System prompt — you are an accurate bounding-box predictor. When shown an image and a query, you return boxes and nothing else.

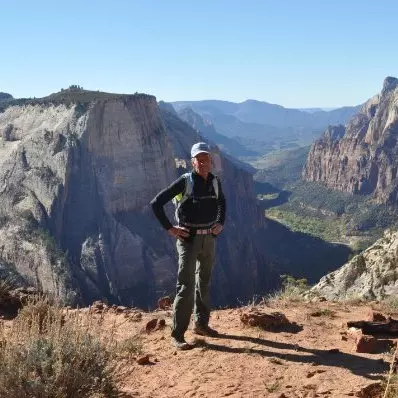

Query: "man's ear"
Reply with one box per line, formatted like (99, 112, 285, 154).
(191, 158, 195, 167)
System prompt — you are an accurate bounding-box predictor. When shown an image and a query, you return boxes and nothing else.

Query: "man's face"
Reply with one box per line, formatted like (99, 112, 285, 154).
(192, 152, 212, 176)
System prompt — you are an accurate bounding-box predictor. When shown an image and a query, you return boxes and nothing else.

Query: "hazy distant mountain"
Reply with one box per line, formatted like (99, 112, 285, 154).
(298, 107, 338, 113)
(173, 101, 293, 142)
(171, 99, 360, 157)
(175, 107, 259, 157)
(172, 99, 360, 133)
(0, 92, 13, 102)
(297, 108, 325, 113)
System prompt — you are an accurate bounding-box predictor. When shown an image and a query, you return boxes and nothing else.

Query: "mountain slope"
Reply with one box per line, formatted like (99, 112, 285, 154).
(304, 77, 398, 204)
(311, 229, 398, 300)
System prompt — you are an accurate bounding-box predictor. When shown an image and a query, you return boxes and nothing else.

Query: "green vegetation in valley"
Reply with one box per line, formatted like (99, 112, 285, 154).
(264, 185, 398, 249)
(253, 147, 398, 250)
(266, 208, 344, 242)
(252, 146, 311, 188)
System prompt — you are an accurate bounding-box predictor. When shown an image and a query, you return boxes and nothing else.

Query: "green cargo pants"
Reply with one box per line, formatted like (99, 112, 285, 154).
(171, 234, 215, 338)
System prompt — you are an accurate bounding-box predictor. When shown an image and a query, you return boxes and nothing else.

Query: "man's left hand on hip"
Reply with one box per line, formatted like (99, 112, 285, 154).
(211, 223, 223, 235)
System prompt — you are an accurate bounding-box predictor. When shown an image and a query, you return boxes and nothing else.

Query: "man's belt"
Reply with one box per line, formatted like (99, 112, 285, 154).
(196, 228, 213, 235)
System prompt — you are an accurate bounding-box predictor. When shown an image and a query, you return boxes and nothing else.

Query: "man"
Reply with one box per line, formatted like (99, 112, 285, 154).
(151, 142, 226, 350)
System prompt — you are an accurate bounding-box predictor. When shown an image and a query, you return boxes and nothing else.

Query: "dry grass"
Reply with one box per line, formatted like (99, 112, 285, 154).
(383, 374, 398, 398)
(264, 380, 281, 393)
(310, 308, 336, 318)
(0, 296, 119, 398)
(341, 294, 365, 306)
(378, 297, 398, 315)
(265, 275, 310, 305)
(114, 335, 143, 358)
(16, 295, 61, 331)
(382, 343, 398, 398)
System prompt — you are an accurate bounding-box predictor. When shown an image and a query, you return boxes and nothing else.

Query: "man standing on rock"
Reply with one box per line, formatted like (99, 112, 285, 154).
(151, 142, 226, 350)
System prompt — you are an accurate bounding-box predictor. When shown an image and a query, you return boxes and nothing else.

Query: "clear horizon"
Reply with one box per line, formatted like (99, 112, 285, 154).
(2, 0, 397, 108)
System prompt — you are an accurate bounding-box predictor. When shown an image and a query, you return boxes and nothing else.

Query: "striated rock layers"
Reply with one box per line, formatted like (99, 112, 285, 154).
(0, 91, 274, 307)
(303, 77, 398, 204)
(311, 229, 398, 300)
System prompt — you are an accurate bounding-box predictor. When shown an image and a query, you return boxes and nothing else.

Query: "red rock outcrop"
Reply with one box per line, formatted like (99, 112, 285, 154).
(303, 77, 398, 204)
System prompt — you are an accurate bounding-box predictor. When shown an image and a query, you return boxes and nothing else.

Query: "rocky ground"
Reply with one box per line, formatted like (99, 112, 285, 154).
(77, 298, 397, 398)
(1, 292, 396, 397)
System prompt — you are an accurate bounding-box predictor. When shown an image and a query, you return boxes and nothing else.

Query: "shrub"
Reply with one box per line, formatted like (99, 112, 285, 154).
(280, 274, 309, 295)
(0, 297, 118, 398)
(16, 295, 60, 333)
(310, 308, 335, 318)
(266, 274, 310, 304)
(0, 276, 15, 299)
(379, 296, 398, 313)
(114, 335, 143, 358)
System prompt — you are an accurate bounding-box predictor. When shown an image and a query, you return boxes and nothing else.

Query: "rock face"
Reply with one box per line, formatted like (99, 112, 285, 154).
(0, 91, 274, 307)
(303, 77, 398, 204)
(311, 229, 398, 300)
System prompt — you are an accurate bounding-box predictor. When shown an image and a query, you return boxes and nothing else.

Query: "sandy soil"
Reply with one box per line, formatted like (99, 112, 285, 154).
(100, 300, 394, 398)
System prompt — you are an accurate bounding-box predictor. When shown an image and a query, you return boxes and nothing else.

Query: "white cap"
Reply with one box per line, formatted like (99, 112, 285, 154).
(191, 142, 210, 158)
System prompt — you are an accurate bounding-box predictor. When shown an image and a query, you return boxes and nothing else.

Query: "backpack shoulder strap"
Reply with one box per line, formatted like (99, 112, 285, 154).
(212, 175, 219, 199)
(184, 172, 193, 198)
(173, 172, 193, 224)
(173, 172, 193, 205)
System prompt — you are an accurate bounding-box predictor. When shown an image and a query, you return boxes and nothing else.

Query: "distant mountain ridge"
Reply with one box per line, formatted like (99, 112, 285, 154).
(171, 99, 360, 156)
(172, 99, 360, 131)
(0, 92, 13, 103)
(174, 106, 258, 158)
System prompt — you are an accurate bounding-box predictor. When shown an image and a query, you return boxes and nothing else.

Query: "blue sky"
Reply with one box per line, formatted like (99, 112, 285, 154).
(1, 0, 397, 107)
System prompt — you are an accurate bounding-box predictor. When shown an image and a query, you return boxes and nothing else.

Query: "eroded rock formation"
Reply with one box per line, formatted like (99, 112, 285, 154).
(311, 229, 398, 300)
(303, 77, 398, 204)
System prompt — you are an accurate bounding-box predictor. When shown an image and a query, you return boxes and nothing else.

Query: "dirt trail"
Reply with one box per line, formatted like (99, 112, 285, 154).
(102, 300, 392, 398)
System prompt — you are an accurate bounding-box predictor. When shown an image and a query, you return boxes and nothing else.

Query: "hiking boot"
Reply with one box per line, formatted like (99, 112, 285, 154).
(193, 323, 219, 337)
(171, 336, 194, 350)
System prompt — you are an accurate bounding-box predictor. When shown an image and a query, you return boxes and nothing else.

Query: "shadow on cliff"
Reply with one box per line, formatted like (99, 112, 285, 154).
(254, 181, 292, 209)
(259, 217, 352, 287)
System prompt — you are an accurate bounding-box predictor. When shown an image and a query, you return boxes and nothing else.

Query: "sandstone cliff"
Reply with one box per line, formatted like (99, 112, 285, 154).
(0, 93, 177, 305)
(311, 229, 398, 300)
(303, 77, 398, 204)
(0, 90, 276, 306)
